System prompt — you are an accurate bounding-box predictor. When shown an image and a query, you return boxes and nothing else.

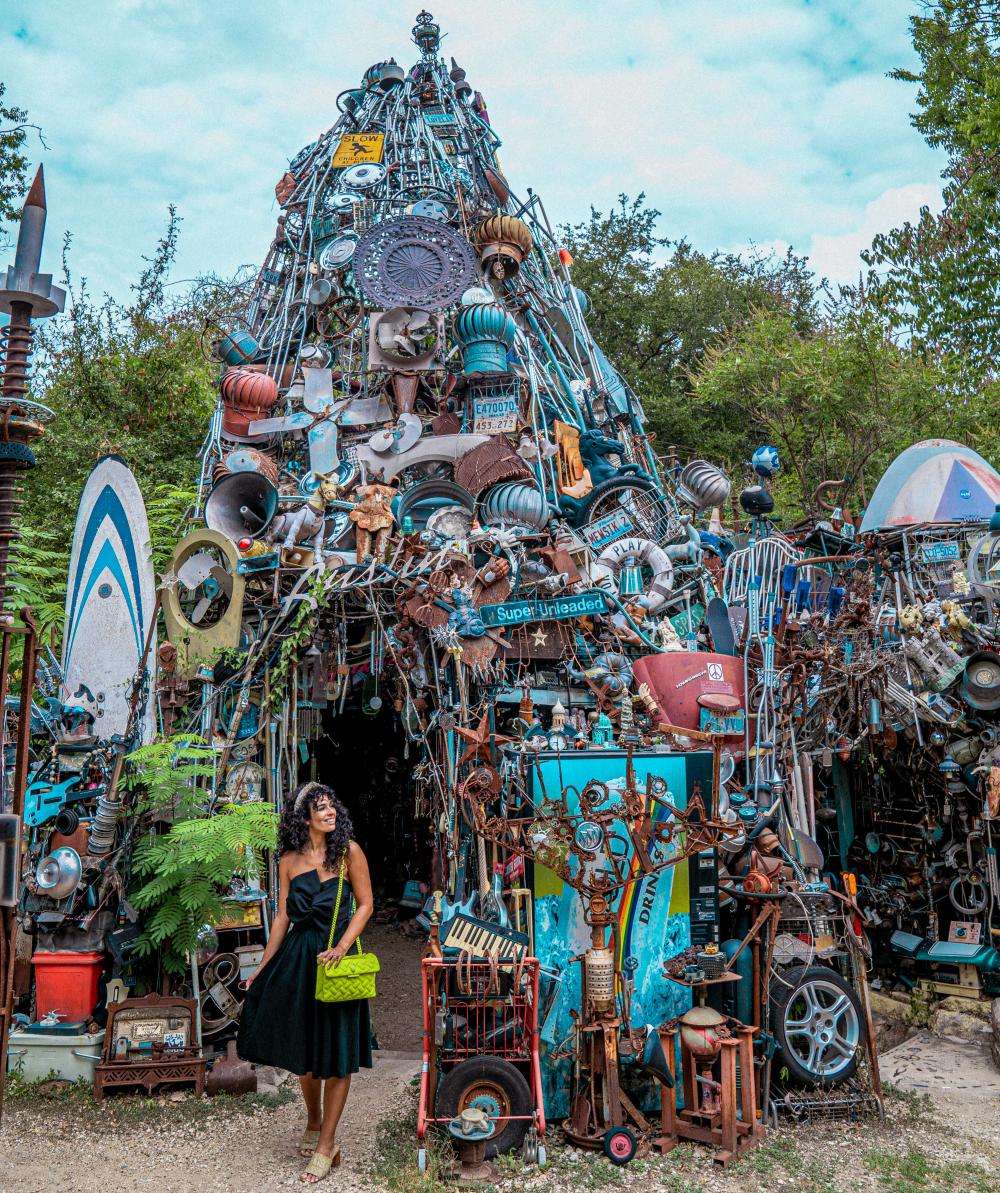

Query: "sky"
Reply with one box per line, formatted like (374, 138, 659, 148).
(1, 1, 945, 301)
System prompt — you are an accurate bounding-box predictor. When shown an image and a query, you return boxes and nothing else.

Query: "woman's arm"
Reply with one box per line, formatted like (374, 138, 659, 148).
(244, 856, 293, 987)
(317, 841, 374, 967)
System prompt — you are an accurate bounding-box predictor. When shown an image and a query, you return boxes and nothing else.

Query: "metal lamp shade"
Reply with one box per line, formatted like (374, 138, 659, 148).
(35, 846, 82, 900)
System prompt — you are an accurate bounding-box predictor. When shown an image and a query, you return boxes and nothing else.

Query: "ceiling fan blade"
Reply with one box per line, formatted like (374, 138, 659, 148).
(209, 564, 233, 598)
(190, 595, 213, 624)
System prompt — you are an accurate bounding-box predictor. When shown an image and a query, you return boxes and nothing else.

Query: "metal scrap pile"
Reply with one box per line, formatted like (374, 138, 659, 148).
(9, 7, 1000, 1169)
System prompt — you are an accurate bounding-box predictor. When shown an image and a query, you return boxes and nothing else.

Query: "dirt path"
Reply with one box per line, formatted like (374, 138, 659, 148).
(3, 965, 999, 1193)
(2, 1050, 418, 1193)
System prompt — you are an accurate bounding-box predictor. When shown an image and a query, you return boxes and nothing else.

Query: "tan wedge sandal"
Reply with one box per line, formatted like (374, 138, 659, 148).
(300, 1148, 340, 1184)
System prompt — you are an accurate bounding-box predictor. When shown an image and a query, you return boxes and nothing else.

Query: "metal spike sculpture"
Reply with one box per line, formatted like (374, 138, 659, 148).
(0, 165, 63, 1120)
(0, 167, 64, 607)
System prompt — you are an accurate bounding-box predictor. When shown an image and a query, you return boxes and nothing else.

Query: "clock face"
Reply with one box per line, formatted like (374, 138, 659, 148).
(548, 732, 567, 752)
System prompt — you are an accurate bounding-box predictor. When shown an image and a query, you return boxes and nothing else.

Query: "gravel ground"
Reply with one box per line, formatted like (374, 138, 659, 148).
(2, 933, 998, 1193)
(1, 1050, 418, 1193)
(2, 1047, 997, 1193)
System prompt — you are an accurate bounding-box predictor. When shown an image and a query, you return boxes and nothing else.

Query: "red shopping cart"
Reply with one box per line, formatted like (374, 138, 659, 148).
(417, 953, 547, 1171)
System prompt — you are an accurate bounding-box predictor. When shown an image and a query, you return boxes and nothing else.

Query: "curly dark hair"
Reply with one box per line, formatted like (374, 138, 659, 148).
(278, 781, 354, 873)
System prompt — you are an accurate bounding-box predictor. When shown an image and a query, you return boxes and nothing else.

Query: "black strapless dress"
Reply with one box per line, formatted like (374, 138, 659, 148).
(237, 868, 373, 1079)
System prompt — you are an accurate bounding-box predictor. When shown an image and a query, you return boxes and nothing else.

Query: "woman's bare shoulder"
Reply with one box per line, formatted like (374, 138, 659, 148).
(347, 839, 367, 860)
(278, 852, 305, 877)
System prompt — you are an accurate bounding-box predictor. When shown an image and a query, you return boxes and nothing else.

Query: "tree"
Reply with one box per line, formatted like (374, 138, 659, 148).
(688, 303, 1000, 520)
(12, 213, 221, 644)
(560, 194, 819, 469)
(863, 1, 1000, 373)
(0, 82, 40, 246)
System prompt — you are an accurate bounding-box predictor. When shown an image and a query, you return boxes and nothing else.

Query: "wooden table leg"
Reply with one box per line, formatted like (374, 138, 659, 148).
(655, 1026, 678, 1152)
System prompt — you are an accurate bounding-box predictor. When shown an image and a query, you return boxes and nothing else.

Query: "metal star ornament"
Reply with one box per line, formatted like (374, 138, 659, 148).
(454, 712, 513, 766)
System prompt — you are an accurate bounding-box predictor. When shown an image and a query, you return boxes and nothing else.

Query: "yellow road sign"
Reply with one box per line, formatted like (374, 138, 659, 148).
(332, 133, 385, 167)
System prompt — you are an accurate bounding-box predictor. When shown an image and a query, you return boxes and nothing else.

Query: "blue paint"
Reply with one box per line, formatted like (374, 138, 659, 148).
(65, 481, 145, 663)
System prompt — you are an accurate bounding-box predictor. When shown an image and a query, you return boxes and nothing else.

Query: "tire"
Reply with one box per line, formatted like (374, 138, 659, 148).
(435, 1056, 533, 1158)
(769, 964, 862, 1087)
(603, 1125, 638, 1165)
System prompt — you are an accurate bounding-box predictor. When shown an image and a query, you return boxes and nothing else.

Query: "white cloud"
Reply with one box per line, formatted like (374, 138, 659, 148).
(0, 0, 946, 295)
(806, 182, 943, 283)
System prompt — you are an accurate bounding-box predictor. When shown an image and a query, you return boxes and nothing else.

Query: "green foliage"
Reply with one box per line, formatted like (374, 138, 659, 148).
(5, 1064, 296, 1124)
(561, 194, 819, 471)
(864, 2, 1000, 373)
(267, 575, 329, 703)
(564, 193, 1000, 514)
(28, 210, 215, 543)
(145, 481, 197, 572)
(365, 1085, 454, 1193)
(124, 735, 216, 817)
(865, 1145, 993, 1193)
(688, 304, 998, 519)
(10, 522, 69, 647)
(13, 212, 218, 635)
(130, 802, 278, 973)
(0, 82, 31, 242)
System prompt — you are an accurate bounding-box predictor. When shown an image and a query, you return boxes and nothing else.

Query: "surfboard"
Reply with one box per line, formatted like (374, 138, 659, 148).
(61, 455, 156, 742)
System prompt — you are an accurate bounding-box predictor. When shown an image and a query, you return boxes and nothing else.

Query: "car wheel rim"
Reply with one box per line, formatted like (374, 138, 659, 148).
(783, 977, 860, 1078)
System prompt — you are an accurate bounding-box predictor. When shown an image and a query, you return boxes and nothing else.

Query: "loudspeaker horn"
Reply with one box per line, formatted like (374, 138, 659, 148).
(204, 472, 278, 542)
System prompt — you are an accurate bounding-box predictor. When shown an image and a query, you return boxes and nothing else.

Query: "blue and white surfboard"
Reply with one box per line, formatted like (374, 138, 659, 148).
(61, 456, 156, 742)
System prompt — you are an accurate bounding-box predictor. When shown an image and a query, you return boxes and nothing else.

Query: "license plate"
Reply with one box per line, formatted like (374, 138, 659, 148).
(698, 707, 745, 735)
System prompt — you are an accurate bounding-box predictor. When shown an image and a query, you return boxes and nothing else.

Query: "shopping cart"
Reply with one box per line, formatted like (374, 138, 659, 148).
(416, 954, 547, 1171)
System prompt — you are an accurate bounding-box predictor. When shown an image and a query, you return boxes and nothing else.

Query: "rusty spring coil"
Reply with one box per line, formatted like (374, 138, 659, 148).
(0, 318, 35, 402)
(0, 317, 40, 605)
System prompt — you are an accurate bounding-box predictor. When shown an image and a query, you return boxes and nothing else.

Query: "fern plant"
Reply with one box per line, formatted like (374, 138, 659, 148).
(144, 481, 197, 572)
(124, 735, 216, 818)
(9, 522, 69, 636)
(130, 802, 278, 973)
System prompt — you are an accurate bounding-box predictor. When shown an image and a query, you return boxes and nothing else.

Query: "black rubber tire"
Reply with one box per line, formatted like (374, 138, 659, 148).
(769, 963, 863, 1087)
(603, 1125, 638, 1165)
(435, 1055, 533, 1158)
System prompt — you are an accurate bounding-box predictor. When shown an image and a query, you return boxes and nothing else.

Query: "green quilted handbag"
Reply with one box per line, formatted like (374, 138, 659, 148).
(315, 855, 379, 1003)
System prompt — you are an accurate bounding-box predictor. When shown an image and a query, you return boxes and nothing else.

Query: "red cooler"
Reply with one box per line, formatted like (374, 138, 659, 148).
(31, 952, 104, 1022)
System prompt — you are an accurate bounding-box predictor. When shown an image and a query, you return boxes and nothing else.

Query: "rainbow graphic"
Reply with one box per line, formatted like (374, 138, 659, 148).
(530, 750, 711, 1116)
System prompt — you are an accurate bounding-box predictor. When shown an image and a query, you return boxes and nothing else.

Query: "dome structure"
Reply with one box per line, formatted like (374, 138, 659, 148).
(860, 439, 1000, 532)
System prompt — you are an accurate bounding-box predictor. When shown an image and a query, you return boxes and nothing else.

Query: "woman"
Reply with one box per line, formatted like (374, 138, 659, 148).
(238, 781, 374, 1184)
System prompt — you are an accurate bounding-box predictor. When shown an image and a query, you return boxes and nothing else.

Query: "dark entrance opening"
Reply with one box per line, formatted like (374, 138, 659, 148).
(302, 698, 427, 1051)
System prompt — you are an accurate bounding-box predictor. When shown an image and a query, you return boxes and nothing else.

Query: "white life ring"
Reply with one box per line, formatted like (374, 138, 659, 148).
(590, 536, 674, 613)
